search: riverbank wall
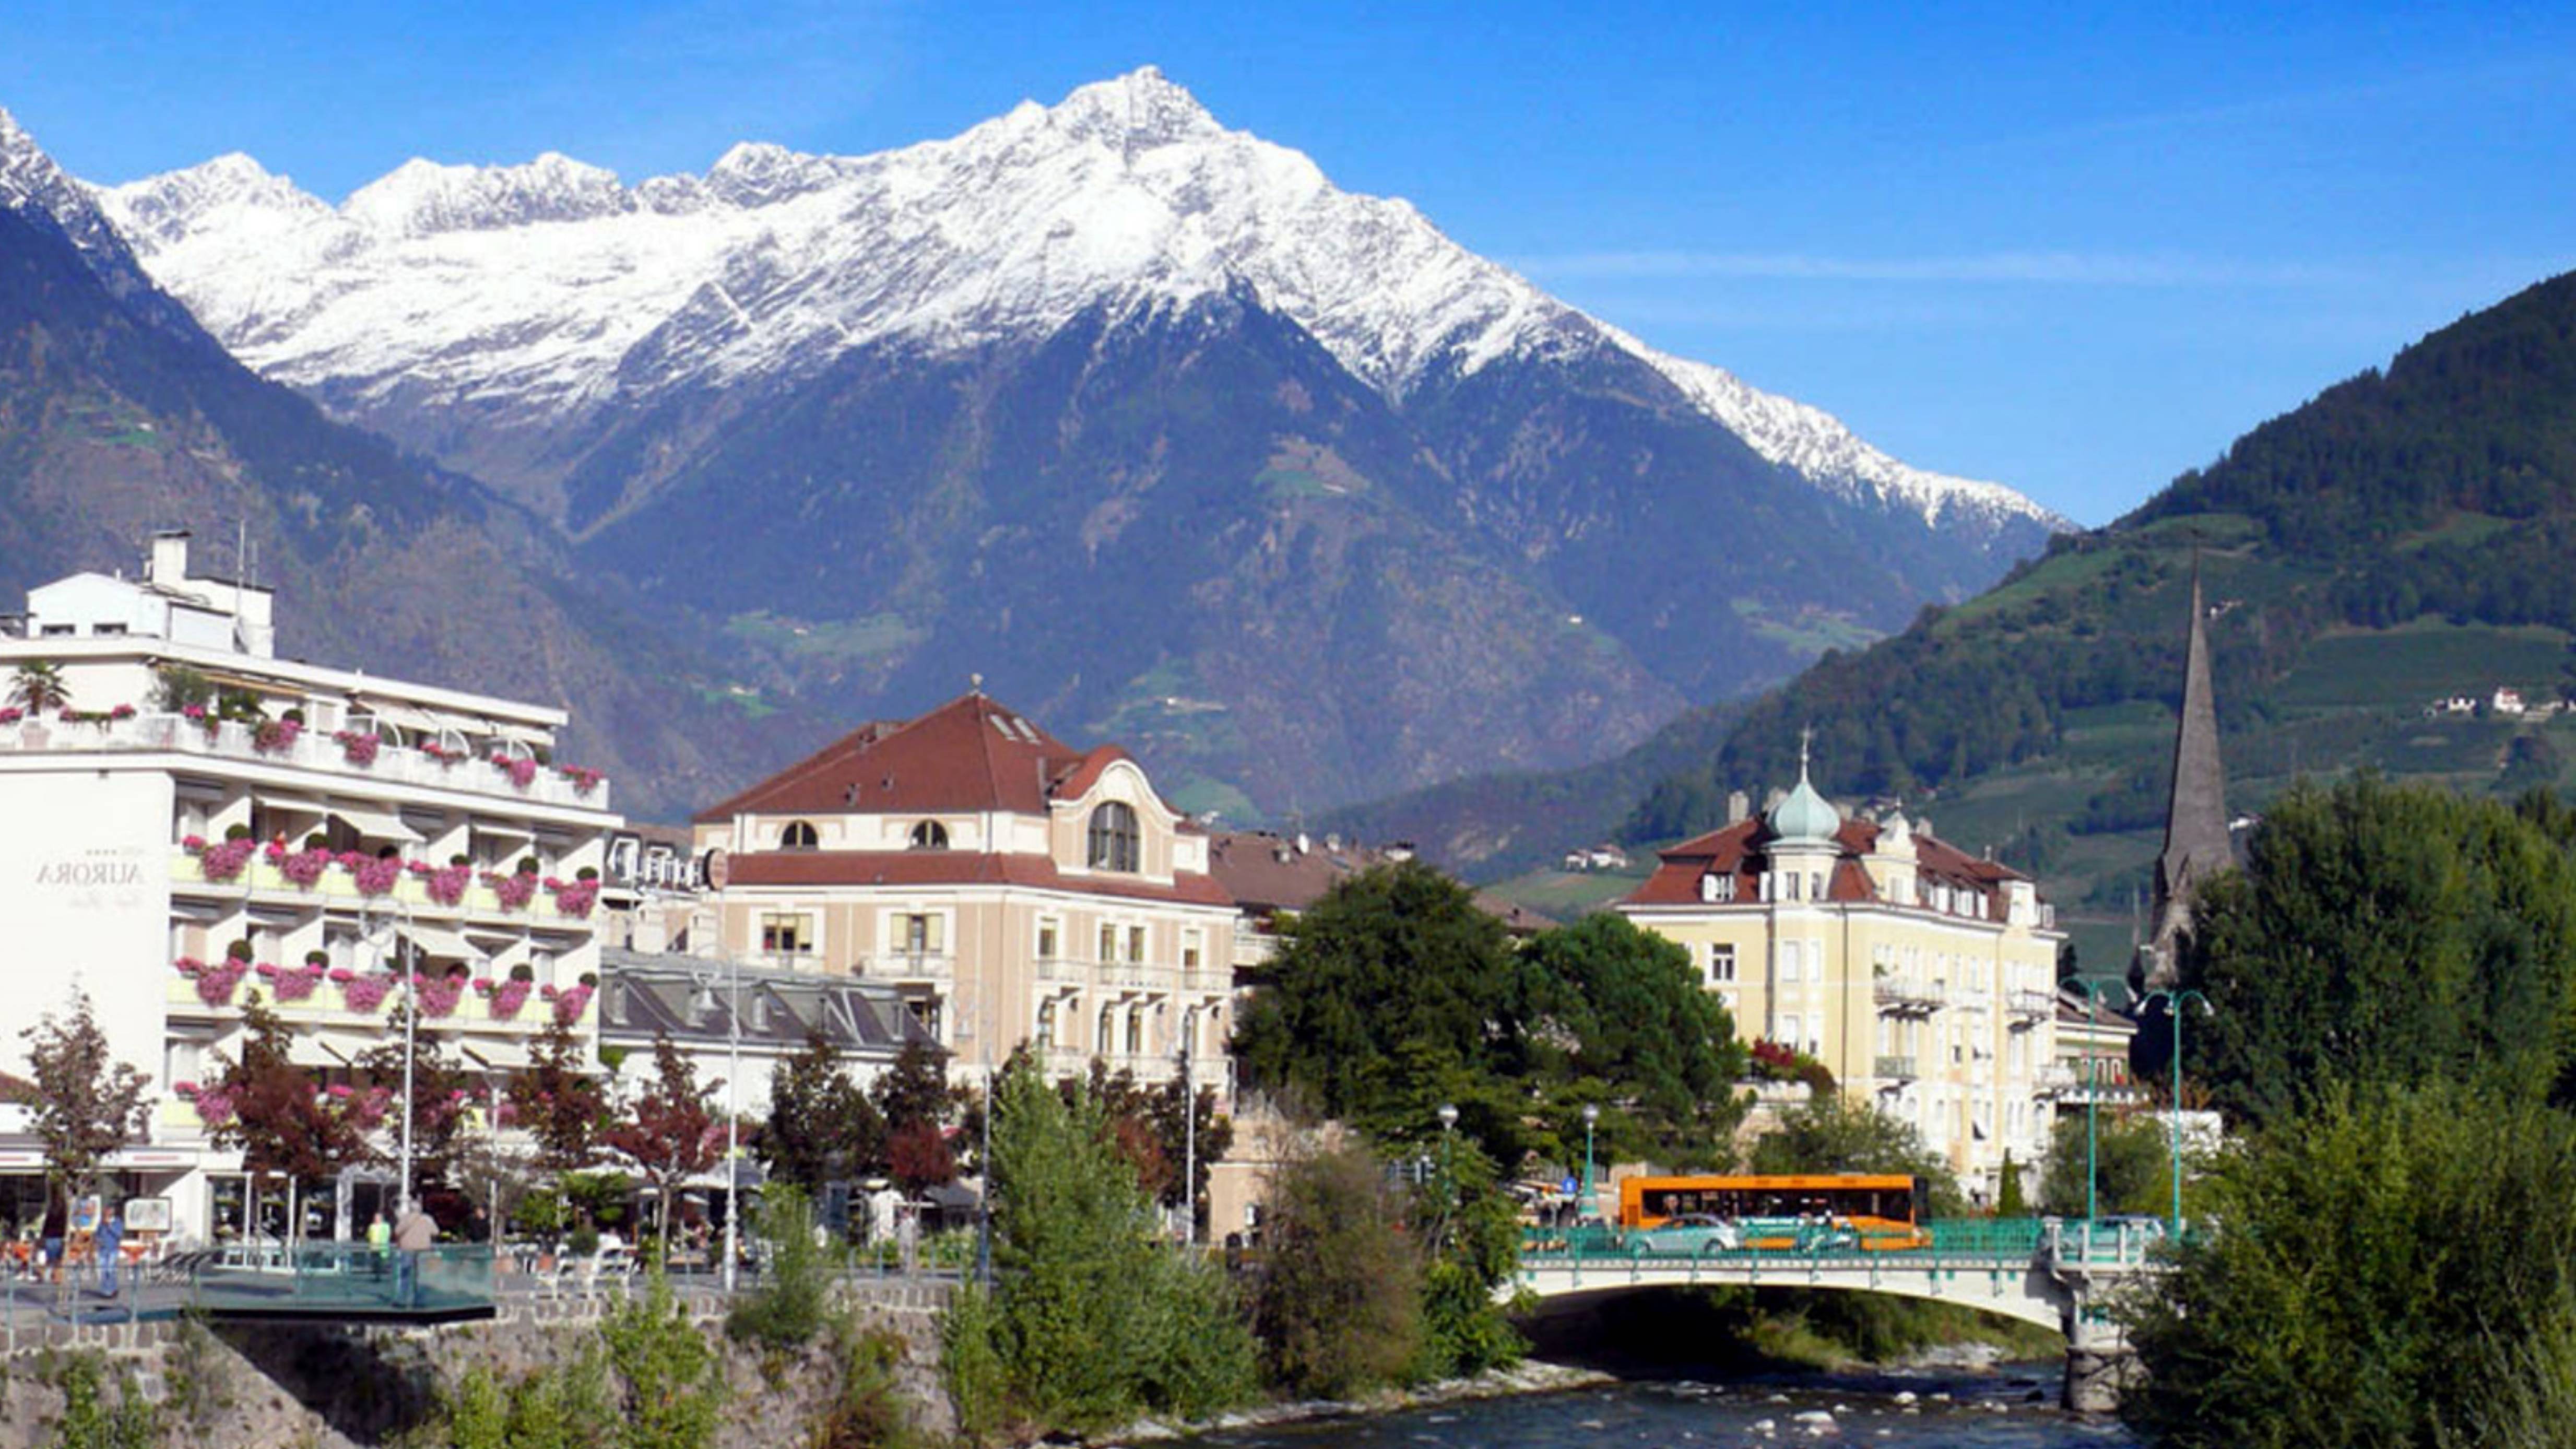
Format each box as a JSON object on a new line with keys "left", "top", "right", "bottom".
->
{"left": 0, "top": 1279, "right": 953, "bottom": 1448}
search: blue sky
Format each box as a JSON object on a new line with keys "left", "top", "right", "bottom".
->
{"left": 8, "top": 0, "right": 2573, "bottom": 525}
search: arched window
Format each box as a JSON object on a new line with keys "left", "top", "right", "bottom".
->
{"left": 908, "top": 820, "right": 950, "bottom": 851}
{"left": 781, "top": 820, "right": 819, "bottom": 851}
{"left": 1086, "top": 802, "right": 1139, "bottom": 873}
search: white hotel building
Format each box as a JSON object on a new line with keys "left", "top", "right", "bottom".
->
{"left": 0, "top": 533, "right": 618, "bottom": 1242}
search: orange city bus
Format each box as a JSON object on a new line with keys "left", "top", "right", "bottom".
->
{"left": 1618, "top": 1174, "right": 1929, "bottom": 1252}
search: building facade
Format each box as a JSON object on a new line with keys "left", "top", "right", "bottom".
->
{"left": 691, "top": 692, "right": 1237, "bottom": 1090}
{"left": 0, "top": 533, "right": 618, "bottom": 1241}
{"left": 1617, "top": 754, "right": 2064, "bottom": 1200}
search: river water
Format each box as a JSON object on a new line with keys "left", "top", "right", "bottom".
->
{"left": 1180, "top": 1371, "right": 2145, "bottom": 1448}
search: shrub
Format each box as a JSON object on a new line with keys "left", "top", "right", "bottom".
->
{"left": 223, "top": 823, "right": 253, "bottom": 842}
{"left": 726, "top": 1185, "right": 832, "bottom": 1353}
{"left": 601, "top": 1272, "right": 724, "bottom": 1449}
{"left": 226, "top": 939, "right": 255, "bottom": 963}
{"left": 576, "top": 866, "right": 599, "bottom": 882}
{"left": 1251, "top": 1140, "right": 1422, "bottom": 1396}
{"left": 2124, "top": 1082, "right": 2576, "bottom": 1448}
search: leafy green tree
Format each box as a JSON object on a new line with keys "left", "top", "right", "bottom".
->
{"left": 1748, "top": 1093, "right": 1966, "bottom": 1216}
{"left": 2124, "top": 1082, "right": 2576, "bottom": 1449}
{"left": 1232, "top": 860, "right": 1525, "bottom": 1133}
{"left": 149, "top": 664, "right": 214, "bottom": 715}
{"left": 943, "top": 1061, "right": 1255, "bottom": 1439}
{"left": 1409, "top": 1136, "right": 1526, "bottom": 1381}
{"left": 20, "top": 990, "right": 150, "bottom": 1228}
{"left": 1249, "top": 1138, "right": 1423, "bottom": 1396}
{"left": 2180, "top": 775, "right": 2576, "bottom": 1126}
{"left": 761, "top": 1030, "right": 885, "bottom": 1192}
{"left": 1995, "top": 1151, "right": 2026, "bottom": 1216}
{"left": 1512, "top": 913, "right": 1747, "bottom": 1161}
{"left": 870, "top": 1039, "right": 952, "bottom": 1135}
{"left": 2035, "top": 1108, "right": 2179, "bottom": 1218}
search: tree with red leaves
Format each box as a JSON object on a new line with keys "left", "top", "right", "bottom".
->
{"left": 604, "top": 1034, "right": 727, "bottom": 1253}
{"left": 208, "top": 994, "right": 380, "bottom": 1243}
{"left": 510, "top": 1018, "right": 610, "bottom": 1176}
{"left": 887, "top": 1118, "right": 956, "bottom": 1195}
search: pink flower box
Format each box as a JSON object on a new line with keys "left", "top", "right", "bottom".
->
{"left": 484, "top": 871, "right": 537, "bottom": 911}
{"left": 410, "top": 861, "right": 472, "bottom": 906}
{"left": 188, "top": 835, "right": 258, "bottom": 883}
{"left": 550, "top": 983, "right": 596, "bottom": 1027}
{"left": 273, "top": 844, "right": 335, "bottom": 888}
{"left": 415, "top": 973, "right": 466, "bottom": 1019}
{"left": 187, "top": 958, "right": 249, "bottom": 1007}
{"left": 545, "top": 878, "right": 600, "bottom": 917}
{"left": 492, "top": 753, "right": 539, "bottom": 789}
{"left": 341, "top": 973, "right": 394, "bottom": 1013}
{"left": 333, "top": 729, "right": 381, "bottom": 767}
{"left": 490, "top": 979, "right": 535, "bottom": 1021}
{"left": 273, "top": 963, "right": 325, "bottom": 1003}
{"left": 251, "top": 718, "right": 302, "bottom": 755}
{"left": 559, "top": 764, "right": 606, "bottom": 795}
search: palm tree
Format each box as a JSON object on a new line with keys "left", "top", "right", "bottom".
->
{"left": 7, "top": 661, "right": 70, "bottom": 714}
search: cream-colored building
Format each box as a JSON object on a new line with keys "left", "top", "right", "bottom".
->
{"left": 691, "top": 692, "right": 1236, "bottom": 1090}
{"left": 1617, "top": 759, "right": 2064, "bottom": 1201}
{"left": 0, "top": 532, "right": 617, "bottom": 1241}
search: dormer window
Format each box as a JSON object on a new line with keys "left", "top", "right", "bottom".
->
{"left": 1086, "top": 802, "right": 1139, "bottom": 873}
{"left": 781, "top": 820, "right": 819, "bottom": 851}
{"left": 908, "top": 820, "right": 950, "bottom": 851}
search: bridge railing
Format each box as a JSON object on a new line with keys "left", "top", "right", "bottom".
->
{"left": 174, "top": 1242, "right": 497, "bottom": 1320}
{"left": 1518, "top": 1216, "right": 2176, "bottom": 1271}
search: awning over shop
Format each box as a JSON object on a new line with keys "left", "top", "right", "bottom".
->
{"left": 470, "top": 820, "right": 532, "bottom": 844}
{"left": 326, "top": 801, "right": 423, "bottom": 844}
{"left": 294, "top": 1029, "right": 387, "bottom": 1068}
{"left": 252, "top": 791, "right": 326, "bottom": 816}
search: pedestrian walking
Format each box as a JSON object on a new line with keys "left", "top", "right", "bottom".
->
{"left": 96, "top": 1206, "right": 124, "bottom": 1299}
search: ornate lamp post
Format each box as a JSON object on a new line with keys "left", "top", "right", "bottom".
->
{"left": 2142, "top": 987, "right": 2212, "bottom": 1235}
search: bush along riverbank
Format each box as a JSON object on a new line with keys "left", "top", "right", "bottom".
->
{"left": 938, "top": 1062, "right": 1530, "bottom": 1446}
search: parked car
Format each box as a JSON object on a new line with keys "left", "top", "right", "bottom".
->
{"left": 1629, "top": 1214, "right": 1743, "bottom": 1254}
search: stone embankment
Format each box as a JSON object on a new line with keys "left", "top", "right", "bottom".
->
{"left": 0, "top": 1278, "right": 952, "bottom": 1449}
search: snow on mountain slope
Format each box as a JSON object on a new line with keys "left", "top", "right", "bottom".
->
{"left": 90, "top": 68, "right": 2062, "bottom": 533}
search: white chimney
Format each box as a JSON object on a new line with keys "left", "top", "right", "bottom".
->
{"left": 148, "top": 531, "right": 191, "bottom": 587}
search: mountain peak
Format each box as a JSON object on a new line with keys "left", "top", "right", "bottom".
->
{"left": 1046, "top": 65, "right": 1223, "bottom": 150}
{"left": 344, "top": 151, "right": 631, "bottom": 236}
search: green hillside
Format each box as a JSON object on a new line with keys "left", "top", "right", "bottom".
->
{"left": 1611, "top": 269, "right": 2576, "bottom": 957}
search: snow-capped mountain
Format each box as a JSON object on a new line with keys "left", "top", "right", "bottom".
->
{"left": 94, "top": 68, "right": 2059, "bottom": 539}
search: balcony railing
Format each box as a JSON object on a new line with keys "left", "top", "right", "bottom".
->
{"left": 1033, "top": 957, "right": 1086, "bottom": 983}
{"left": 169, "top": 854, "right": 597, "bottom": 927}
{"left": 860, "top": 951, "right": 953, "bottom": 982}
{"left": 2008, "top": 988, "right": 2057, "bottom": 1021}
{"left": 1873, "top": 1055, "right": 1919, "bottom": 1081}
{"left": 0, "top": 712, "right": 608, "bottom": 810}
{"left": 1872, "top": 979, "right": 1945, "bottom": 1013}
{"left": 164, "top": 972, "right": 596, "bottom": 1031}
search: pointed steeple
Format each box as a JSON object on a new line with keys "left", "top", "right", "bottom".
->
{"left": 2136, "top": 555, "right": 2230, "bottom": 988}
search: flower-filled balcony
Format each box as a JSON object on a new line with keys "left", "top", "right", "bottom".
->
{"left": 172, "top": 841, "right": 604, "bottom": 927}
{"left": 0, "top": 709, "right": 611, "bottom": 810}
{"left": 167, "top": 955, "right": 600, "bottom": 1033}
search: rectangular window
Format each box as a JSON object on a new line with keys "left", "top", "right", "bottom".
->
{"left": 1779, "top": 940, "right": 1802, "bottom": 985}
{"left": 1128, "top": 925, "right": 1148, "bottom": 963}
{"left": 1037, "top": 920, "right": 1060, "bottom": 960}
{"left": 1785, "top": 871, "right": 1802, "bottom": 901}
{"left": 1779, "top": 1014, "right": 1802, "bottom": 1050}
{"left": 1810, "top": 872, "right": 1824, "bottom": 901}
{"left": 1182, "top": 930, "right": 1202, "bottom": 970}
{"left": 1707, "top": 944, "right": 1736, "bottom": 985}
{"left": 1126, "top": 1013, "right": 1143, "bottom": 1055}
{"left": 1099, "top": 923, "right": 1119, "bottom": 963}
{"left": 898, "top": 912, "right": 944, "bottom": 955}
{"left": 761, "top": 913, "right": 814, "bottom": 955}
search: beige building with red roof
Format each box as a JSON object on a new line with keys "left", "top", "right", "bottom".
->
{"left": 1616, "top": 750, "right": 2064, "bottom": 1201}
{"left": 691, "top": 691, "right": 1237, "bottom": 1089}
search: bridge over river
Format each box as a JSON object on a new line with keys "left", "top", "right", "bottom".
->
{"left": 1512, "top": 1218, "right": 2168, "bottom": 1411}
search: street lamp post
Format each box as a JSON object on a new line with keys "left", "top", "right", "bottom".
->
{"left": 1177, "top": 1006, "right": 1198, "bottom": 1246}
{"left": 2143, "top": 988, "right": 2212, "bottom": 1235}
{"left": 1579, "top": 1103, "right": 1599, "bottom": 1225}
{"left": 722, "top": 950, "right": 742, "bottom": 1294}
{"left": 2067, "top": 978, "right": 2123, "bottom": 1231}
{"left": 1436, "top": 1102, "right": 1459, "bottom": 1246}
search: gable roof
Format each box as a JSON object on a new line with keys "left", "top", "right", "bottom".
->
{"left": 694, "top": 692, "right": 1168, "bottom": 823}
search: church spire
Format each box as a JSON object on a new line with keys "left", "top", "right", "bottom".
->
{"left": 2137, "top": 553, "right": 2231, "bottom": 989}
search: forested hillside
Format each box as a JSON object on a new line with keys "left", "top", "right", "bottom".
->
{"left": 1615, "top": 270, "right": 2576, "bottom": 959}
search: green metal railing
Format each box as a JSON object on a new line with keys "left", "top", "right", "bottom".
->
{"left": 1519, "top": 1216, "right": 2144, "bottom": 1268}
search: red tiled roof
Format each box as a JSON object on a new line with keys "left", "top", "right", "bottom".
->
{"left": 1621, "top": 811, "right": 2032, "bottom": 921}
{"left": 693, "top": 693, "right": 1175, "bottom": 824}
{"left": 726, "top": 849, "right": 1234, "bottom": 908}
